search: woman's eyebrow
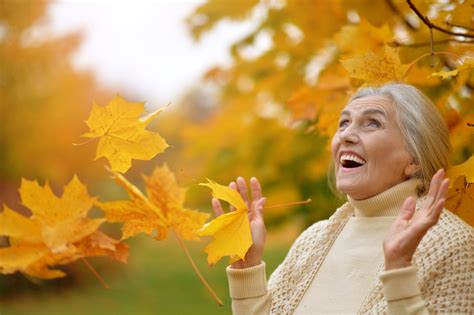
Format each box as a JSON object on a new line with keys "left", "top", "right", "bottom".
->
{"left": 362, "top": 108, "right": 386, "bottom": 117}
{"left": 340, "top": 109, "right": 387, "bottom": 117}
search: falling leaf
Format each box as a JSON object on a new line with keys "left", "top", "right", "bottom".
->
{"left": 0, "top": 176, "right": 129, "bottom": 279}
{"left": 80, "top": 95, "right": 169, "bottom": 173}
{"left": 340, "top": 45, "right": 408, "bottom": 85}
{"left": 96, "top": 164, "right": 210, "bottom": 241}
{"left": 431, "top": 59, "right": 474, "bottom": 80}
{"left": 445, "top": 176, "right": 474, "bottom": 226}
{"left": 446, "top": 155, "right": 474, "bottom": 186}
{"left": 197, "top": 179, "right": 252, "bottom": 265}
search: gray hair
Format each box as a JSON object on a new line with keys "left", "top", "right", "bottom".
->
{"left": 346, "top": 82, "right": 451, "bottom": 195}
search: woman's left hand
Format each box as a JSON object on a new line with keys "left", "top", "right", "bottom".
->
{"left": 383, "top": 169, "right": 450, "bottom": 270}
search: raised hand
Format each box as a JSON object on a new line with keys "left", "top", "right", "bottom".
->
{"left": 383, "top": 169, "right": 450, "bottom": 270}
{"left": 211, "top": 176, "right": 267, "bottom": 269}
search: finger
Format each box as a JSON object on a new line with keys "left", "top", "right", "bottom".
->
{"left": 250, "top": 197, "right": 267, "bottom": 221}
{"left": 256, "top": 197, "right": 267, "bottom": 217}
{"left": 236, "top": 176, "right": 250, "bottom": 207}
{"left": 212, "top": 198, "right": 224, "bottom": 216}
{"left": 250, "top": 177, "right": 263, "bottom": 201}
{"left": 399, "top": 196, "right": 416, "bottom": 221}
{"left": 433, "top": 173, "right": 448, "bottom": 204}
{"left": 229, "top": 181, "right": 237, "bottom": 211}
{"left": 426, "top": 169, "right": 442, "bottom": 207}
{"left": 429, "top": 178, "right": 449, "bottom": 217}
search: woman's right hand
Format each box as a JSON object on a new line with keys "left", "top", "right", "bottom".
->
{"left": 211, "top": 176, "right": 267, "bottom": 269}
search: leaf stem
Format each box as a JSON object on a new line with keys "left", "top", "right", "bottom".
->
{"left": 174, "top": 232, "right": 223, "bottom": 307}
{"left": 72, "top": 138, "right": 96, "bottom": 146}
{"left": 404, "top": 51, "right": 464, "bottom": 79}
{"left": 265, "top": 198, "right": 312, "bottom": 209}
{"left": 81, "top": 257, "right": 109, "bottom": 289}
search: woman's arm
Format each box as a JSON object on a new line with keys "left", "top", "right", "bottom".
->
{"left": 212, "top": 176, "right": 269, "bottom": 314}
{"left": 226, "top": 262, "right": 271, "bottom": 315}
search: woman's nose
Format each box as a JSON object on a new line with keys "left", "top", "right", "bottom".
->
{"left": 339, "top": 125, "right": 359, "bottom": 144}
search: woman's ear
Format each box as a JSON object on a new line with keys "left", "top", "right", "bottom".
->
{"left": 404, "top": 159, "right": 420, "bottom": 177}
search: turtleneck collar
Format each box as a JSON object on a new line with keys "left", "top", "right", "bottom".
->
{"left": 347, "top": 179, "right": 421, "bottom": 217}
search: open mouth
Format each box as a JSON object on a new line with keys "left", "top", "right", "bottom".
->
{"left": 340, "top": 154, "right": 366, "bottom": 169}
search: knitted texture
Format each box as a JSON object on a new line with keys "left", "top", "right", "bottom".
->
{"left": 267, "top": 198, "right": 474, "bottom": 314}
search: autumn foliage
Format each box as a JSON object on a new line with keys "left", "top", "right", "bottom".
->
{"left": 1, "top": 0, "right": 473, "bottom": 309}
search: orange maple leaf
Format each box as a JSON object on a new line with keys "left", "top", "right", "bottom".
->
{"left": 96, "top": 164, "right": 210, "bottom": 241}
{"left": 340, "top": 45, "right": 408, "bottom": 85}
{"left": 80, "top": 95, "right": 169, "bottom": 173}
{"left": 0, "top": 176, "right": 128, "bottom": 279}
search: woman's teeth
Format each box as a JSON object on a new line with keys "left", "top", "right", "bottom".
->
{"left": 340, "top": 154, "right": 366, "bottom": 167}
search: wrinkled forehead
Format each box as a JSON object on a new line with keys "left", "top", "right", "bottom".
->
{"left": 342, "top": 95, "right": 396, "bottom": 117}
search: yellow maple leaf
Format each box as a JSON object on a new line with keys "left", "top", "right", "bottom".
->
{"left": 431, "top": 59, "right": 474, "bottom": 80}
{"left": 446, "top": 155, "right": 474, "bottom": 187}
{"left": 340, "top": 45, "right": 408, "bottom": 85}
{"left": 197, "top": 179, "right": 252, "bottom": 265}
{"left": 96, "top": 164, "right": 210, "bottom": 241}
{"left": 81, "top": 95, "right": 169, "bottom": 173}
{"left": 0, "top": 176, "right": 129, "bottom": 279}
{"left": 445, "top": 176, "right": 474, "bottom": 226}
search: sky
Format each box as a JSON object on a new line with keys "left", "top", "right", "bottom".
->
{"left": 47, "top": 0, "right": 260, "bottom": 107}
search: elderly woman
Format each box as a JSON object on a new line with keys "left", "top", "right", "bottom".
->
{"left": 212, "top": 83, "right": 473, "bottom": 314}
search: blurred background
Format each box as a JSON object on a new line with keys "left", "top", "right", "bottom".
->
{"left": 1, "top": 0, "right": 473, "bottom": 314}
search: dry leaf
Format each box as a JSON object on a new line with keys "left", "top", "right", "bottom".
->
{"left": 81, "top": 95, "right": 169, "bottom": 173}
{"left": 445, "top": 176, "right": 474, "bottom": 226}
{"left": 197, "top": 179, "right": 252, "bottom": 265}
{"left": 431, "top": 59, "right": 474, "bottom": 80}
{"left": 96, "top": 164, "right": 210, "bottom": 241}
{"left": 446, "top": 155, "right": 474, "bottom": 187}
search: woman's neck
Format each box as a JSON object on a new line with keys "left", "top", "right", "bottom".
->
{"left": 347, "top": 179, "right": 421, "bottom": 217}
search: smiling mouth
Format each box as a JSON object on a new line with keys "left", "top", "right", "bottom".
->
{"left": 340, "top": 154, "right": 367, "bottom": 169}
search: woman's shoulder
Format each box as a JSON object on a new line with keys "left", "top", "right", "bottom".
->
{"left": 416, "top": 195, "right": 473, "bottom": 241}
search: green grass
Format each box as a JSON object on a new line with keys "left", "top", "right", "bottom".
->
{"left": 0, "top": 236, "right": 288, "bottom": 315}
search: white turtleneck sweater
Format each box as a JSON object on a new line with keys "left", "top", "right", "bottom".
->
{"left": 227, "top": 179, "right": 429, "bottom": 314}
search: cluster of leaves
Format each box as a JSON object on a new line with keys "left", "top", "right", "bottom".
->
{"left": 0, "top": 176, "right": 128, "bottom": 279}
{"left": 180, "top": 0, "right": 474, "bottom": 226}
{"left": 0, "top": 95, "right": 228, "bottom": 304}
{"left": 1, "top": 0, "right": 473, "bottom": 305}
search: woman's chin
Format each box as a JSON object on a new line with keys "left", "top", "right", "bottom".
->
{"left": 335, "top": 182, "right": 370, "bottom": 200}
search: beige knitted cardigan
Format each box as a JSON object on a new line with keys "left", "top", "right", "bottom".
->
{"left": 267, "top": 198, "right": 474, "bottom": 314}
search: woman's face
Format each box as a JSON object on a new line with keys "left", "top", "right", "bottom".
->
{"left": 331, "top": 95, "right": 414, "bottom": 200}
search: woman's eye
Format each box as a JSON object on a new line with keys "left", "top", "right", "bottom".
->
{"left": 338, "top": 119, "right": 349, "bottom": 128}
{"left": 368, "top": 119, "right": 381, "bottom": 128}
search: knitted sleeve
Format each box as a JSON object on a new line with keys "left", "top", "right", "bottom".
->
{"left": 380, "top": 265, "right": 429, "bottom": 315}
{"left": 226, "top": 262, "right": 271, "bottom": 315}
{"left": 416, "top": 211, "right": 474, "bottom": 313}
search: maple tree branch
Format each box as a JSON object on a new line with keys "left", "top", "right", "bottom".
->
{"left": 174, "top": 233, "right": 223, "bottom": 307}
{"left": 406, "top": 0, "right": 474, "bottom": 39}
{"left": 81, "top": 257, "right": 109, "bottom": 289}
{"left": 392, "top": 39, "right": 474, "bottom": 48}
{"left": 265, "top": 198, "right": 312, "bottom": 209}
{"left": 445, "top": 21, "right": 474, "bottom": 32}
{"left": 468, "top": 123, "right": 474, "bottom": 127}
